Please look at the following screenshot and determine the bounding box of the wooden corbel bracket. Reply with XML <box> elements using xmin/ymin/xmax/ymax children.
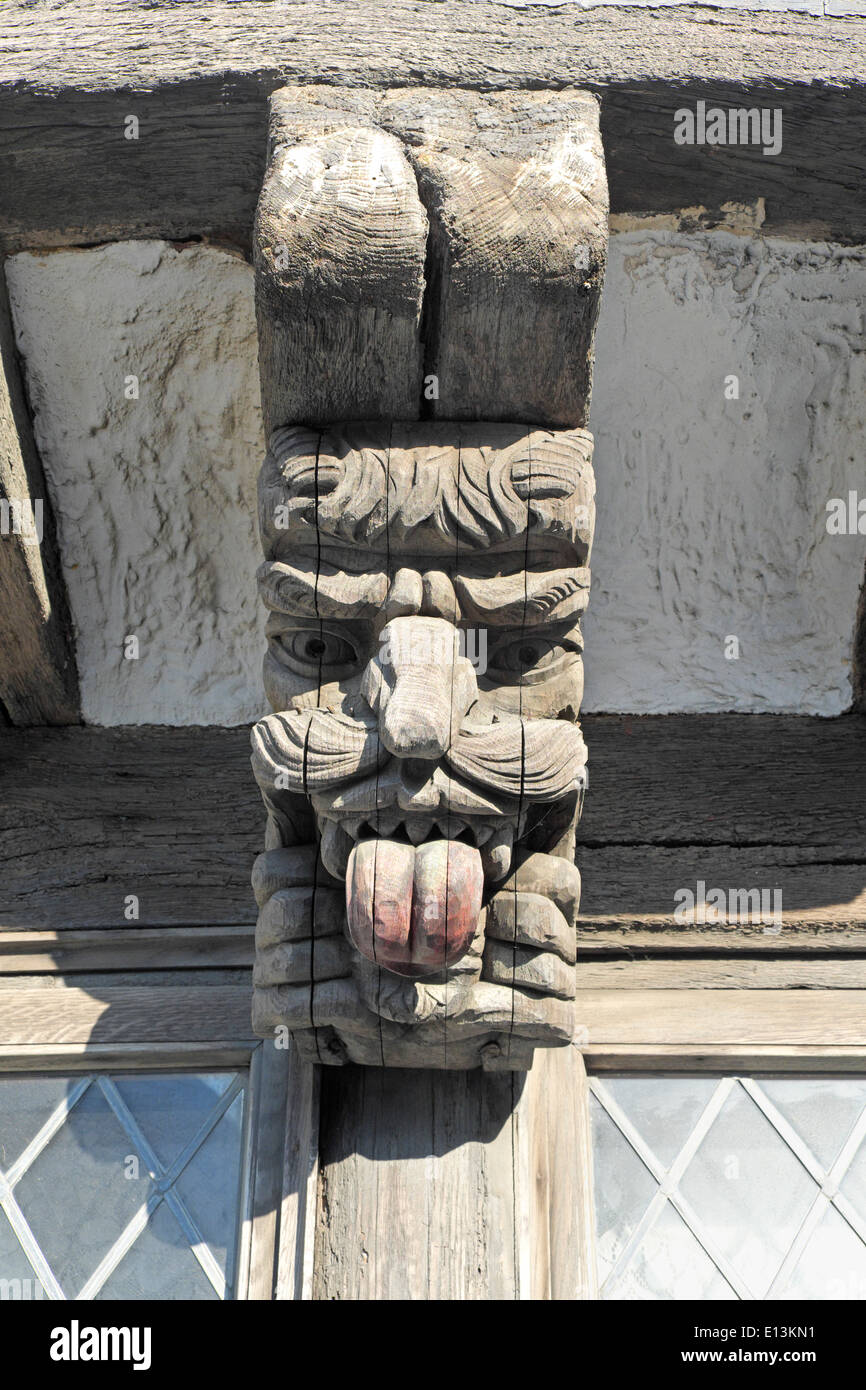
<box><xmin>250</xmin><ymin>86</ymin><xmax>609</xmax><ymax>1070</ymax></box>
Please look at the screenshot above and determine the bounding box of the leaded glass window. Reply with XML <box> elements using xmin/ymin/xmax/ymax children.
<box><xmin>0</xmin><ymin>1070</ymin><xmax>250</xmax><ymax>1301</ymax></box>
<box><xmin>591</xmin><ymin>1075</ymin><xmax>866</xmax><ymax>1300</ymax></box>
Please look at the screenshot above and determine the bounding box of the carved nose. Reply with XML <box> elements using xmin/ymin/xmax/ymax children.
<box><xmin>362</xmin><ymin>617</ymin><xmax>478</xmax><ymax>760</ymax></box>
<box><xmin>382</xmin><ymin>672</ymin><xmax>452</xmax><ymax>759</ymax></box>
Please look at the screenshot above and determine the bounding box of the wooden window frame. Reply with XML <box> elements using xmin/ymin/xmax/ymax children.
<box><xmin>0</xmin><ymin>1031</ymin><xmax>297</xmax><ymax>1301</ymax></box>
<box><xmin>577</xmin><ymin>993</ymin><xmax>866</xmax><ymax>1299</ymax></box>
<box><xmin>589</xmin><ymin>1068</ymin><xmax>866</xmax><ymax>1300</ymax></box>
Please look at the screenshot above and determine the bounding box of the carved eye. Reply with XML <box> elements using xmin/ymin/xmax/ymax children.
<box><xmin>516</xmin><ymin>641</ymin><xmax>548</xmax><ymax>668</ymax></box>
<box><xmin>274</xmin><ymin>629</ymin><xmax>359</xmax><ymax>674</ymax></box>
<box><xmin>485</xmin><ymin>634</ymin><xmax>576</xmax><ymax>682</ymax></box>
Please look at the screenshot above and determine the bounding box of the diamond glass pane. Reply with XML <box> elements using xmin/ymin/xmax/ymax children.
<box><xmin>591</xmin><ymin>1075</ymin><xmax>866</xmax><ymax>1301</ymax></box>
<box><xmin>600</xmin><ymin>1077</ymin><xmax>719</xmax><ymax>1169</ymax></box>
<box><xmin>14</xmin><ymin>1082</ymin><xmax>150</xmax><ymax>1298</ymax></box>
<box><xmin>590</xmin><ymin>1096</ymin><xmax>657</xmax><ymax>1286</ymax></box>
<box><xmin>0</xmin><ymin>1069</ymin><xmax>249</xmax><ymax>1301</ymax></box>
<box><xmin>0</xmin><ymin>1207</ymin><xmax>49</xmax><ymax>1295</ymax></box>
<box><xmin>760</xmin><ymin>1078</ymin><xmax>866</xmax><ymax>1171</ymax></box>
<box><xmin>112</xmin><ymin>1074</ymin><xmax>236</xmax><ymax>1169</ymax></box>
<box><xmin>173</xmin><ymin>1090</ymin><xmax>245</xmax><ymax>1281</ymax></box>
<box><xmin>0</xmin><ymin>1076</ymin><xmax>75</xmax><ymax>1172</ymax></box>
<box><xmin>607</xmin><ymin>1203</ymin><xmax>738</xmax><ymax>1302</ymax></box>
<box><xmin>777</xmin><ymin>1204</ymin><xmax>866</xmax><ymax>1301</ymax></box>
<box><xmin>678</xmin><ymin>1083</ymin><xmax>817</xmax><ymax>1296</ymax></box>
<box><xmin>94</xmin><ymin>1202</ymin><xmax>220</xmax><ymax>1302</ymax></box>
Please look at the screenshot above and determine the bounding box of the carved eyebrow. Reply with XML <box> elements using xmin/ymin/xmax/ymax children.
<box><xmin>258</xmin><ymin>559</ymin><xmax>590</xmax><ymax>624</ymax></box>
<box><xmin>454</xmin><ymin>568</ymin><xmax>590</xmax><ymax>626</ymax></box>
<box><xmin>312</xmin><ymin>542</ymin><xmax>577</xmax><ymax>577</ymax></box>
<box><xmin>257</xmin><ymin>561</ymin><xmax>388</xmax><ymax>618</ymax></box>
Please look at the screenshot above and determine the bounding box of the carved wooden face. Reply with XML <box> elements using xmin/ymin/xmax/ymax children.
<box><xmin>250</xmin><ymin>424</ymin><xmax>594</xmax><ymax>1066</ymax></box>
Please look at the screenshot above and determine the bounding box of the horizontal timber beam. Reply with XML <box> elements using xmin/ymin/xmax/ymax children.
<box><xmin>0</xmin><ymin>5</ymin><xmax>865</xmax><ymax>247</ymax></box>
<box><xmin>0</xmin><ymin>717</ymin><xmax>863</xmax><ymax>977</ymax></box>
<box><xmin>2</xmin><ymin>3</ymin><xmax>862</xmax><ymax>89</ymax></box>
<box><xmin>0</xmin><ymin>982</ymin><xmax>255</xmax><ymax>1044</ymax></box>
<box><xmin>0</xmin><ymin>1040</ymin><xmax>259</xmax><ymax>1069</ymax></box>
<box><xmin>585</xmin><ymin>1046</ymin><xmax>866</xmax><ymax>1074</ymax></box>
<box><xmin>1</xmin><ymin>982</ymin><xmax>865</xmax><ymax>1053</ymax></box>
<box><xmin>0</xmin><ymin>925</ymin><xmax>254</xmax><ymax>973</ymax></box>
<box><xmin>578</xmin><ymin>989</ymin><xmax>866</xmax><ymax>1052</ymax></box>
<box><xmin>577</xmin><ymin>958</ymin><xmax>866</xmax><ymax>989</ymax></box>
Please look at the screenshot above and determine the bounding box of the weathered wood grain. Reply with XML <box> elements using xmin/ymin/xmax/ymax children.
<box><xmin>1</xmin><ymin>2</ymin><xmax>861</xmax><ymax>89</ymax></box>
<box><xmin>0</xmin><ymin>925</ymin><xmax>254</xmax><ymax>972</ymax></box>
<box><xmin>600</xmin><ymin>78</ymin><xmax>866</xmax><ymax>244</ymax></box>
<box><xmin>0</xmin><ymin>983</ymin><xmax>255</xmax><ymax>1043</ymax></box>
<box><xmin>256</xmin><ymin>87</ymin><xmax>607</xmax><ymax>427</ymax></box>
<box><xmin>576</xmin><ymin>988</ymin><xmax>866</xmax><ymax>1047</ymax></box>
<box><xmin>0</xmin><ymin>726</ymin><xmax>262</xmax><ymax>929</ymax></box>
<box><xmin>255</xmin><ymin>90</ymin><xmax>427</xmax><ymax>431</ymax></box>
<box><xmin>11</xmin><ymin>924</ymin><xmax>866</xmax><ymax>976</ymax></box>
<box><xmin>0</xmin><ymin>1040</ymin><xmax>257</xmax><ymax>1070</ymax></box>
<box><xmin>587</xmin><ymin>1045</ymin><xmax>866</xmax><ymax>1073</ymax></box>
<box><xmin>0</xmin><ymin>267</ymin><xmax>79</xmax><ymax>723</ymax></box>
<box><xmin>377</xmin><ymin>88</ymin><xmax>607</xmax><ymax>426</ymax></box>
<box><xmin>1</xmin><ymin>5</ymin><xmax>865</xmax><ymax>249</ymax></box>
<box><xmin>577</xmin><ymin>958</ymin><xmax>866</xmax><ymax>990</ymax></box>
<box><xmin>246</xmin><ymin>1041</ymin><xmax>290</xmax><ymax>1301</ymax></box>
<box><xmin>577</xmin><ymin>713</ymin><xmax>866</xmax><ymax>849</ymax></box>
<box><xmin>521</xmin><ymin>1043</ymin><xmax>597</xmax><ymax>1299</ymax></box>
<box><xmin>3</xmin><ymin>984</ymin><xmax>866</xmax><ymax>1057</ymax></box>
<box><xmin>0</xmin><ymin>969</ymin><xmax>249</xmax><ymax>991</ymax></box>
<box><xmin>314</xmin><ymin>1042</ymin><xmax>595</xmax><ymax>1299</ymax></box>
<box><xmin>579</xmin><ymin>922</ymin><xmax>866</xmax><ymax>955</ymax></box>
<box><xmin>578</xmin><ymin>847</ymin><xmax>866</xmax><ymax>929</ymax></box>
<box><xmin>275</xmin><ymin>1043</ymin><xmax>319</xmax><ymax>1302</ymax></box>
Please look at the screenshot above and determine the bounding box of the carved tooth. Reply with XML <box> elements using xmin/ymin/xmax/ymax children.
<box><xmin>436</xmin><ymin>817</ymin><xmax>466</xmax><ymax>840</ymax></box>
<box><xmin>375</xmin><ymin>812</ymin><xmax>401</xmax><ymax>837</ymax></box>
<box><xmin>474</xmin><ymin>823</ymin><xmax>494</xmax><ymax>846</ymax></box>
<box><xmin>320</xmin><ymin>819</ymin><xmax>356</xmax><ymax>878</ymax></box>
<box><xmin>406</xmin><ymin>817</ymin><xmax>430</xmax><ymax>845</ymax></box>
<box><xmin>480</xmin><ymin>823</ymin><xmax>515</xmax><ymax>882</ymax></box>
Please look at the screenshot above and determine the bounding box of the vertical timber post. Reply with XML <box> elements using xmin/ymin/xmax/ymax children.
<box><xmin>251</xmin><ymin>87</ymin><xmax>608</xmax><ymax>1300</ymax></box>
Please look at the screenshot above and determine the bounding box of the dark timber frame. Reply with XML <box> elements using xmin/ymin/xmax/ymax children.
<box><xmin>1</xmin><ymin>2</ymin><xmax>866</xmax><ymax>248</ymax></box>
<box><xmin>0</xmin><ymin>0</ymin><xmax>865</xmax><ymax>1298</ymax></box>
<box><xmin>2</xmin><ymin>717</ymin><xmax>865</xmax><ymax>960</ymax></box>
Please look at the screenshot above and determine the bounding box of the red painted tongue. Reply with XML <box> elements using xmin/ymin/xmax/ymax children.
<box><xmin>345</xmin><ymin>838</ymin><xmax>483</xmax><ymax>978</ymax></box>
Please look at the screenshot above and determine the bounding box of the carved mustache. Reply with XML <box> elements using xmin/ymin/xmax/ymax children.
<box><xmin>251</xmin><ymin>707</ymin><xmax>587</xmax><ymax>806</ymax></box>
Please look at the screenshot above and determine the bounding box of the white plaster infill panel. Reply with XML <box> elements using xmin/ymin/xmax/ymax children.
<box><xmin>5</xmin><ymin>241</ymin><xmax>268</xmax><ymax>727</ymax></box>
<box><xmin>585</xmin><ymin>230</ymin><xmax>866</xmax><ymax>716</ymax></box>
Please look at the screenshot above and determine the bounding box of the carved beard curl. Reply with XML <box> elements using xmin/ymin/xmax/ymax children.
<box><xmin>250</xmin><ymin>707</ymin><xmax>588</xmax><ymax>805</ymax></box>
